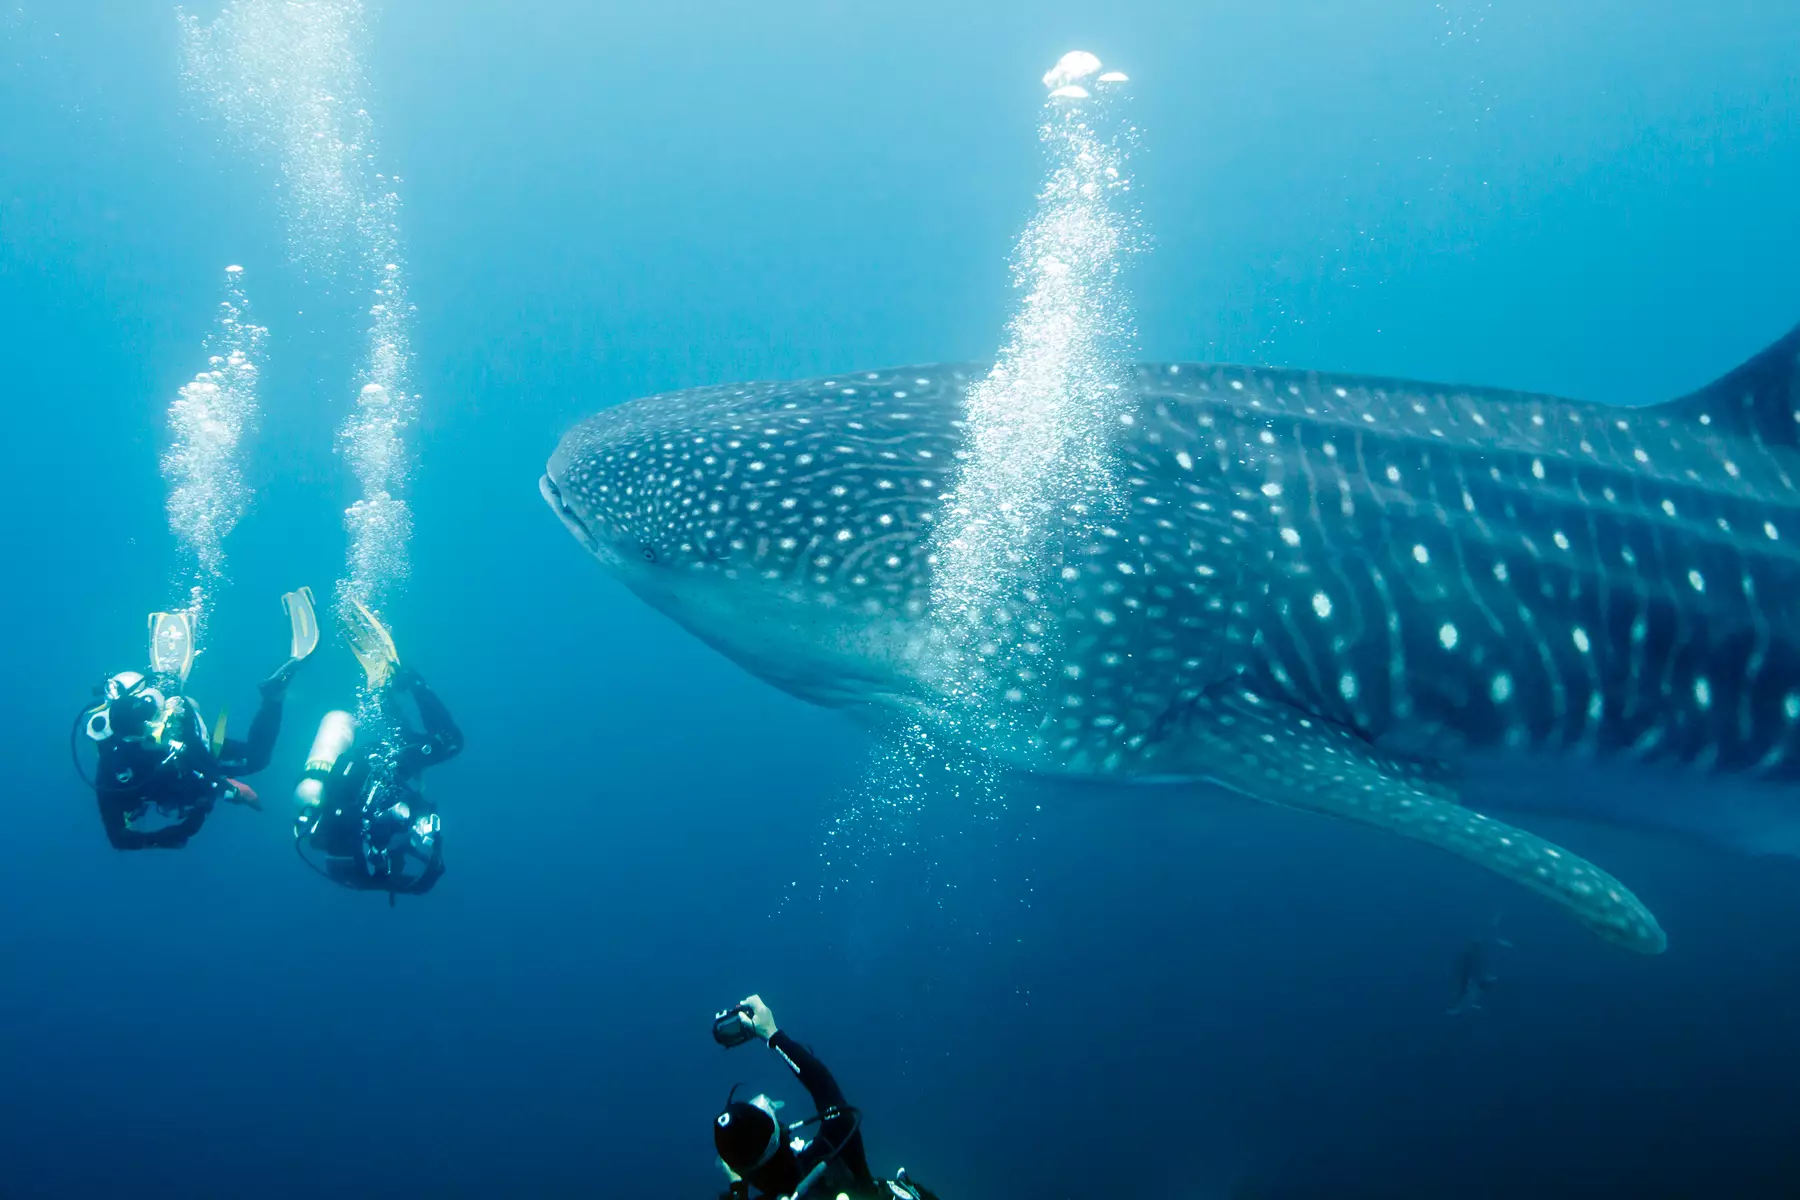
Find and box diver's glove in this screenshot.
[220,778,262,811]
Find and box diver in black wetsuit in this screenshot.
[713,995,939,1200]
[85,659,300,850]
[295,665,463,896]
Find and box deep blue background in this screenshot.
[4,2,1800,1196]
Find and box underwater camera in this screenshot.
[712,1002,757,1048]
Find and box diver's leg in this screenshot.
[409,847,445,894]
[217,664,296,776]
[236,694,284,775]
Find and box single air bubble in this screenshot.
[225,264,243,273]
[1097,71,1129,83]
[1043,51,1102,89]
[1044,51,1094,89]
[1049,85,1090,101]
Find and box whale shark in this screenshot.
[541,323,1800,953]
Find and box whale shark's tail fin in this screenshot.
[1664,320,1800,448]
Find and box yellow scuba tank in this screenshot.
[295,710,355,810]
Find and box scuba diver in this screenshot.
[1448,913,1514,1015]
[75,589,319,850]
[292,597,462,899]
[712,995,939,1200]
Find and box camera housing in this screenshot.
[712,1003,756,1048]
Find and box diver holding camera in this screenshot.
[710,995,938,1200]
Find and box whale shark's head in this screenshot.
[542,368,981,713]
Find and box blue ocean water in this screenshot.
[4,2,1800,1197]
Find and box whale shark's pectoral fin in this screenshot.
[1197,689,1667,954]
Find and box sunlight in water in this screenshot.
[161,264,266,639]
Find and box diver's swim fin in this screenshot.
[211,708,228,756]
[339,596,400,690]
[148,611,195,684]
[282,587,320,662]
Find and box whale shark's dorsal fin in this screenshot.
[1663,319,1800,448]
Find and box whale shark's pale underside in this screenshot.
[542,323,1800,953]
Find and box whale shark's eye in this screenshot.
[640,545,658,563]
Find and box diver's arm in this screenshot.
[94,747,160,850]
[749,995,872,1185]
[98,794,155,850]
[768,1031,851,1113]
[738,997,853,1112]
[717,1162,750,1200]
[767,1030,874,1184]
[97,791,205,850]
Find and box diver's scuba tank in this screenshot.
[295,710,355,810]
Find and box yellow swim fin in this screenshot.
[282,587,320,662]
[147,611,195,684]
[338,596,400,690]
[211,708,229,757]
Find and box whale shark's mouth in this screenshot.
[539,474,600,554]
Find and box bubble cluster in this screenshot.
[830,53,1138,922]
[338,190,417,629]
[929,50,1141,727]
[161,265,267,636]
[803,718,1032,954]
[183,0,418,715]
[179,0,374,275]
